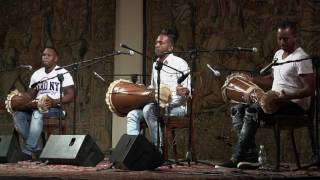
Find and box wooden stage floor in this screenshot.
[0,159,320,180]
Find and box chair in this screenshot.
[266,97,317,170]
[41,114,67,142]
[162,72,203,161]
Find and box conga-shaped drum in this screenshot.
[221,73,265,104]
[5,89,34,114]
[221,73,279,114]
[105,79,171,117]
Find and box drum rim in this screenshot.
[105,79,131,117]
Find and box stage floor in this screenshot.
[0,159,319,180]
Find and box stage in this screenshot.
[0,159,319,180]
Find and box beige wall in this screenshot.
[112,0,143,147]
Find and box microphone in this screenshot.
[18,65,33,70]
[93,71,106,83]
[206,64,221,77]
[259,58,278,75]
[116,50,135,56]
[177,71,190,84]
[232,47,258,53]
[120,43,143,56]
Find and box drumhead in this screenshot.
[105,79,131,116]
[5,89,20,114]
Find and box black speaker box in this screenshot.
[0,133,22,163]
[110,134,164,171]
[39,135,104,166]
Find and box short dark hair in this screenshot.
[159,28,178,45]
[43,46,59,56]
[278,20,299,35]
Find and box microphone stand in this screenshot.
[153,57,191,168]
[57,74,64,134]
[155,61,162,153]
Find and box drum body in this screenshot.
[221,73,265,104]
[221,73,279,114]
[5,90,33,114]
[105,79,155,117]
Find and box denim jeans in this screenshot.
[127,103,186,146]
[230,102,306,162]
[13,108,64,155]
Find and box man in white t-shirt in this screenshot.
[216,21,315,169]
[126,28,191,151]
[13,47,75,160]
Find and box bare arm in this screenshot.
[250,74,274,91]
[45,85,75,108]
[23,88,38,109]
[53,85,75,106]
[276,73,315,103]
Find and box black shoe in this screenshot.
[32,150,42,161]
[33,150,42,159]
[20,152,32,161]
[237,161,260,169]
[215,160,238,168]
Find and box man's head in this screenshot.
[42,47,59,70]
[155,28,178,58]
[277,21,298,53]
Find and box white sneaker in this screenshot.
[237,161,260,169]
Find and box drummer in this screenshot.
[216,21,315,169]
[126,28,191,152]
[13,47,75,160]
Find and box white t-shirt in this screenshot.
[150,54,191,106]
[29,65,74,100]
[272,47,313,110]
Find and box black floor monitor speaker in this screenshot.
[39,135,104,166]
[0,133,22,163]
[110,134,164,171]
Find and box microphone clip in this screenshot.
[155,61,163,71]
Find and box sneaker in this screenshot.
[237,161,260,169]
[20,152,32,161]
[32,150,42,161]
[215,160,238,168]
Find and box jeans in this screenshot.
[230,102,306,162]
[13,108,64,155]
[127,103,186,146]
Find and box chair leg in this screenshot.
[13,128,21,147]
[273,123,281,170]
[172,129,178,161]
[290,130,301,169]
[307,124,317,156]
[41,131,47,146]
[191,123,197,162]
[163,124,169,160]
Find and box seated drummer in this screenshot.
[216,21,315,169]
[13,47,75,160]
[126,28,191,151]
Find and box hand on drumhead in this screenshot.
[273,90,289,104]
[176,84,189,96]
[37,95,53,113]
[44,96,55,109]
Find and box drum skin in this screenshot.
[5,90,33,114]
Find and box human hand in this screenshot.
[176,84,189,96]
